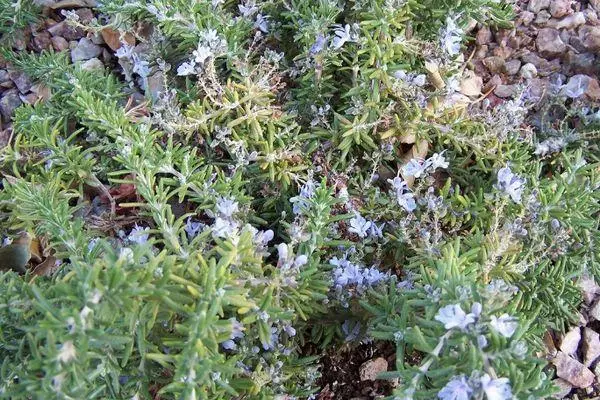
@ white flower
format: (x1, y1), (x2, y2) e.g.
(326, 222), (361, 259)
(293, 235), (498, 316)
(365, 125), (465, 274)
(435, 304), (477, 331)
(332, 24), (358, 50)
(480, 374), (512, 400)
(193, 45), (213, 65)
(561, 74), (590, 99)
(255, 14), (269, 33)
(388, 177), (417, 212)
(429, 152), (449, 170)
(490, 314), (518, 338)
(349, 213), (372, 238)
(212, 217), (238, 238)
(402, 159), (428, 178)
(211, 0), (224, 7)
(216, 197), (239, 218)
(177, 61), (196, 76)
(57, 341), (77, 363)
(496, 166), (525, 203)
(438, 375), (473, 400)
(440, 16), (463, 56)
(238, 0), (258, 17)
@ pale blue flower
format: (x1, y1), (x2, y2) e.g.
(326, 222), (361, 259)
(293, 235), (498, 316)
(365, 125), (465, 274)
(128, 224), (150, 244)
(369, 222), (385, 239)
(349, 213), (371, 238)
(496, 166), (525, 203)
(216, 197), (239, 218)
(177, 61), (196, 76)
(185, 218), (204, 238)
(310, 34), (327, 55)
(238, 0), (258, 17)
(212, 217), (238, 238)
(402, 159), (428, 178)
(480, 374), (512, 400)
(255, 14), (269, 33)
(490, 314), (518, 338)
(435, 304), (477, 331)
(429, 152), (449, 170)
(388, 176), (417, 212)
(440, 16), (463, 56)
(438, 375), (473, 400)
(342, 320), (361, 341)
(332, 24), (358, 49)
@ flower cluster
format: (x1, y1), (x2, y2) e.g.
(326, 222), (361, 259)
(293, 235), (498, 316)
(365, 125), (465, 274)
(177, 29), (228, 76)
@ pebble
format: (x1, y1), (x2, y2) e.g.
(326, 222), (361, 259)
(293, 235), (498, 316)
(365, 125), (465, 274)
(32, 31), (52, 51)
(8, 70), (32, 94)
(47, 21), (84, 41)
(528, 0), (550, 13)
(586, 77), (600, 101)
(583, 328), (600, 367)
(359, 357), (388, 381)
(547, 12), (586, 29)
(0, 69), (10, 85)
(505, 59), (522, 75)
(71, 38), (102, 62)
(551, 378), (573, 399)
(494, 84), (518, 98)
(536, 28), (566, 57)
(81, 58), (104, 71)
(589, 299), (600, 321)
(520, 62), (538, 79)
(549, 0), (572, 18)
(476, 26), (493, 45)
(483, 56), (506, 74)
(0, 90), (23, 122)
(579, 26), (600, 51)
(51, 36), (69, 51)
(552, 351), (595, 388)
(535, 10), (552, 24)
(520, 10), (536, 25)
(564, 51), (597, 75)
(560, 327), (581, 357)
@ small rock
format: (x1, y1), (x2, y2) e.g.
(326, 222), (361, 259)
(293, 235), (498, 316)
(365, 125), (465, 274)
(537, 28), (566, 57)
(484, 74), (503, 92)
(520, 10), (536, 25)
(549, 0), (572, 18)
(19, 92), (38, 106)
(524, 78), (549, 102)
(589, 299), (600, 321)
(529, 0), (550, 13)
(47, 21), (83, 41)
(483, 56), (506, 74)
(32, 31), (52, 51)
(552, 351), (595, 388)
(90, 32), (105, 45)
(535, 10), (552, 24)
(0, 90), (23, 122)
(71, 38), (102, 62)
(51, 36), (69, 52)
(551, 378), (573, 399)
(560, 327), (581, 356)
(583, 328), (600, 367)
(563, 51), (597, 75)
(475, 45), (488, 59)
(580, 277), (600, 305)
(81, 58), (104, 71)
(0, 69), (10, 85)
(494, 84), (518, 98)
(8, 70), (32, 94)
(579, 26), (600, 51)
(505, 59), (522, 75)
(547, 12), (586, 29)
(520, 63), (538, 79)
(476, 26), (493, 45)
(460, 70), (483, 97)
(359, 357), (388, 381)
(74, 8), (95, 24)
(586, 78), (600, 101)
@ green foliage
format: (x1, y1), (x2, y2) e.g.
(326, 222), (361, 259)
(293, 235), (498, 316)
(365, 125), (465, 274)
(0, 0), (598, 399)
